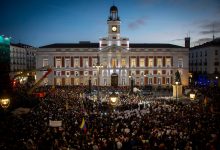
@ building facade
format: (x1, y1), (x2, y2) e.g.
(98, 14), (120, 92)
(36, 5), (189, 87)
(189, 39), (220, 86)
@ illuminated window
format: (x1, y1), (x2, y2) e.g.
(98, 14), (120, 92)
(56, 71), (61, 76)
(121, 58), (126, 67)
(74, 59), (79, 68)
(178, 58), (183, 68)
(148, 78), (152, 85)
(166, 58), (171, 67)
(56, 59), (61, 68)
(148, 58), (153, 67)
(83, 58), (89, 68)
(157, 70), (161, 75)
(65, 58), (70, 68)
(92, 58), (97, 66)
(131, 58), (136, 67)
(157, 58), (162, 67)
(166, 78), (170, 84)
(122, 78), (125, 85)
(112, 58), (117, 68)
(140, 58), (145, 67)
(56, 78), (62, 85)
(158, 78), (161, 85)
(43, 59), (48, 67)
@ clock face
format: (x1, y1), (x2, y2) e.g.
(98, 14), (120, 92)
(112, 26), (117, 32)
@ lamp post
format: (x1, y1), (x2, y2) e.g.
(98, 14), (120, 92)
(93, 55), (103, 102)
(0, 98), (10, 109)
(175, 81), (179, 102)
(109, 91), (118, 113)
(129, 75), (134, 94)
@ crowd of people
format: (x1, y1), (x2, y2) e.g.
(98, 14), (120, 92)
(0, 85), (219, 150)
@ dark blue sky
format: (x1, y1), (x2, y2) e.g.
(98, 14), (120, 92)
(1, 0), (220, 47)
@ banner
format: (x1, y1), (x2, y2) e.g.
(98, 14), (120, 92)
(49, 120), (62, 127)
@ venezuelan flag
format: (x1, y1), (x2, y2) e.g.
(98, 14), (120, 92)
(80, 117), (87, 133)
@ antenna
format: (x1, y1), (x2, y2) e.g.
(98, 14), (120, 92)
(212, 23), (215, 40)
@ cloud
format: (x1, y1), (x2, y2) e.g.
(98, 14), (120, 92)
(128, 16), (148, 30)
(192, 38), (213, 45)
(199, 21), (220, 35)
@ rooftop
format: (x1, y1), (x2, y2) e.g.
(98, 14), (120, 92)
(40, 43), (184, 48)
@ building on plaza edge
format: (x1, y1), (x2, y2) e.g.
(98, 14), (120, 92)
(36, 5), (189, 87)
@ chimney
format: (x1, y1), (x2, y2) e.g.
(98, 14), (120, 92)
(185, 37), (190, 48)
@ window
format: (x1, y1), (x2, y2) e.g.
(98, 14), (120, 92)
(43, 59), (48, 67)
(140, 58), (145, 67)
(74, 59), (79, 68)
(104, 79), (107, 86)
(149, 70), (153, 75)
(93, 71), (97, 76)
(158, 78), (161, 85)
(157, 58), (162, 67)
(178, 58), (183, 68)
(215, 50), (218, 55)
(84, 71), (88, 76)
(148, 58), (153, 67)
(205, 51), (207, 56)
(75, 71), (79, 76)
(120, 78), (125, 86)
(131, 58), (136, 67)
(131, 71), (136, 76)
(112, 58), (117, 68)
(66, 71), (70, 77)
(148, 78), (152, 85)
(157, 70), (161, 75)
(166, 58), (171, 67)
(121, 58), (126, 67)
(92, 58), (97, 66)
(56, 71), (61, 76)
(141, 78), (144, 85)
(166, 78), (170, 84)
(83, 58), (89, 68)
(140, 71), (144, 76)
(65, 58), (70, 68)
(56, 59), (61, 68)
(200, 51), (202, 57)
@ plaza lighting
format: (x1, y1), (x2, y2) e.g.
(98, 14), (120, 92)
(0, 98), (10, 109)
(109, 91), (118, 106)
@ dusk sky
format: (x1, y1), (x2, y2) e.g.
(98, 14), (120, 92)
(1, 0), (220, 47)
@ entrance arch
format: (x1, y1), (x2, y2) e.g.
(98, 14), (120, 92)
(111, 73), (118, 87)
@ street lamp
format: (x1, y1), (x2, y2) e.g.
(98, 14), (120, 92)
(0, 98), (10, 109)
(189, 90), (196, 100)
(109, 91), (118, 107)
(93, 55), (103, 102)
(129, 75), (134, 94)
(175, 81), (179, 102)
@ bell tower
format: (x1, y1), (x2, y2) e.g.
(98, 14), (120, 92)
(107, 5), (121, 40)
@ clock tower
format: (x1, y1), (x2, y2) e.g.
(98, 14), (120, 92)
(107, 5), (121, 40)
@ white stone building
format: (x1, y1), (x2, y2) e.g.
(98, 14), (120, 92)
(10, 43), (36, 76)
(36, 5), (189, 87)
